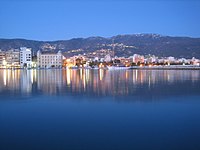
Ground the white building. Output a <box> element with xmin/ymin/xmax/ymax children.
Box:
<box><xmin>20</xmin><ymin>47</ymin><xmax>32</xmax><ymax>68</ymax></box>
<box><xmin>167</xmin><ymin>56</ymin><xmax>176</xmax><ymax>64</ymax></box>
<box><xmin>37</xmin><ymin>50</ymin><xmax>63</xmax><ymax>68</ymax></box>
<box><xmin>133</xmin><ymin>54</ymin><xmax>144</xmax><ymax>64</ymax></box>
<box><xmin>104</xmin><ymin>54</ymin><xmax>112</xmax><ymax>62</ymax></box>
<box><xmin>178</xmin><ymin>58</ymin><xmax>189</xmax><ymax>64</ymax></box>
<box><xmin>93</xmin><ymin>57</ymin><xmax>99</xmax><ymax>62</ymax></box>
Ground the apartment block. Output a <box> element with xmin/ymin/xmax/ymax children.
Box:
<box><xmin>37</xmin><ymin>50</ymin><xmax>63</xmax><ymax>68</ymax></box>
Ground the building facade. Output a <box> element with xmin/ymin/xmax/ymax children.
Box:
<box><xmin>20</xmin><ymin>47</ymin><xmax>32</xmax><ymax>68</ymax></box>
<box><xmin>0</xmin><ymin>49</ymin><xmax>20</xmax><ymax>68</ymax></box>
<box><xmin>0</xmin><ymin>51</ymin><xmax>6</xmax><ymax>68</ymax></box>
<box><xmin>133</xmin><ymin>54</ymin><xmax>145</xmax><ymax>64</ymax></box>
<box><xmin>6</xmin><ymin>49</ymin><xmax>20</xmax><ymax>67</ymax></box>
<box><xmin>37</xmin><ymin>50</ymin><xmax>63</xmax><ymax>68</ymax></box>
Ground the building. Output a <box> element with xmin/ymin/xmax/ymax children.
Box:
<box><xmin>0</xmin><ymin>49</ymin><xmax>20</xmax><ymax>68</ymax></box>
<box><xmin>6</xmin><ymin>49</ymin><xmax>20</xmax><ymax>67</ymax></box>
<box><xmin>37</xmin><ymin>50</ymin><xmax>63</xmax><ymax>68</ymax></box>
<box><xmin>20</xmin><ymin>47</ymin><xmax>32</xmax><ymax>68</ymax></box>
<box><xmin>64</xmin><ymin>54</ymin><xmax>86</xmax><ymax>67</ymax></box>
<box><xmin>132</xmin><ymin>54</ymin><xmax>144</xmax><ymax>64</ymax></box>
<box><xmin>167</xmin><ymin>56</ymin><xmax>176</xmax><ymax>64</ymax></box>
<box><xmin>191</xmin><ymin>57</ymin><xmax>200</xmax><ymax>66</ymax></box>
<box><xmin>0</xmin><ymin>50</ymin><xmax>6</xmax><ymax>68</ymax></box>
<box><xmin>104</xmin><ymin>54</ymin><xmax>112</xmax><ymax>62</ymax></box>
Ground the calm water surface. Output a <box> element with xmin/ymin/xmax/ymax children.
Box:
<box><xmin>0</xmin><ymin>69</ymin><xmax>200</xmax><ymax>150</ymax></box>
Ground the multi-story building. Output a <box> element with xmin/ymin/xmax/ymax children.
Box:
<box><xmin>0</xmin><ymin>49</ymin><xmax>20</xmax><ymax>68</ymax></box>
<box><xmin>20</xmin><ymin>47</ymin><xmax>32</xmax><ymax>68</ymax></box>
<box><xmin>0</xmin><ymin>50</ymin><xmax>6</xmax><ymax>67</ymax></box>
<box><xmin>5</xmin><ymin>49</ymin><xmax>20</xmax><ymax>67</ymax></box>
<box><xmin>37</xmin><ymin>50</ymin><xmax>63</xmax><ymax>68</ymax></box>
<box><xmin>132</xmin><ymin>54</ymin><xmax>144</xmax><ymax>64</ymax></box>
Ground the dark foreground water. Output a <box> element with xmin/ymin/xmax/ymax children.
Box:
<box><xmin>0</xmin><ymin>69</ymin><xmax>200</xmax><ymax>150</ymax></box>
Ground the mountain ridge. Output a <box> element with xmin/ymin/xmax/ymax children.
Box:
<box><xmin>0</xmin><ymin>34</ymin><xmax>200</xmax><ymax>58</ymax></box>
<box><xmin>2</xmin><ymin>33</ymin><xmax>200</xmax><ymax>42</ymax></box>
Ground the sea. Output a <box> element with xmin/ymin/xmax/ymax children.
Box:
<box><xmin>0</xmin><ymin>69</ymin><xmax>200</xmax><ymax>150</ymax></box>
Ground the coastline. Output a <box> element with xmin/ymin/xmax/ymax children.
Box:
<box><xmin>130</xmin><ymin>65</ymin><xmax>200</xmax><ymax>70</ymax></box>
<box><xmin>1</xmin><ymin>65</ymin><xmax>200</xmax><ymax>70</ymax></box>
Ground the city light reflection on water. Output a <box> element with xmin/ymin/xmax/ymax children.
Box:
<box><xmin>1</xmin><ymin>69</ymin><xmax>200</xmax><ymax>150</ymax></box>
<box><xmin>0</xmin><ymin>69</ymin><xmax>200</xmax><ymax>99</ymax></box>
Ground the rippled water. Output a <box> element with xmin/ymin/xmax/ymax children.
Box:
<box><xmin>0</xmin><ymin>69</ymin><xmax>200</xmax><ymax>150</ymax></box>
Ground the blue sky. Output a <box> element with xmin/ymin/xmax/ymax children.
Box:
<box><xmin>0</xmin><ymin>0</ymin><xmax>200</xmax><ymax>41</ymax></box>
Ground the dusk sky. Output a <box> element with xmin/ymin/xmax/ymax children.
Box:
<box><xmin>0</xmin><ymin>0</ymin><xmax>200</xmax><ymax>41</ymax></box>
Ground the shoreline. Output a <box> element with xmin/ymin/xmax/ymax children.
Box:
<box><xmin>1</xmin><ymin>65</ymin><xmax>200</xmax><ymax>70</ymax></box>
<box><xmin>130</xmin><ymin>65</ymin><xmax>200</xmax><ymax>70</ymax></box>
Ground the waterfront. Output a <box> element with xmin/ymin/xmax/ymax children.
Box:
<box><xmin>0</xmin><ymin>69</ymin><xmax>200</xmax><ymax>150</ymax></box>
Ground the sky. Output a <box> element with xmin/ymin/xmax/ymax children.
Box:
<box><xmin>0</xmin><ymin>0</ymin><xmax>200</xmax><ymax>41</ymax></box>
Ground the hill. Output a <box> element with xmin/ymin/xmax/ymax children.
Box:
<box><xmin>0</xmin><ymin>34</ymin><xmax>200</xmax><ymax>58</ymax></box>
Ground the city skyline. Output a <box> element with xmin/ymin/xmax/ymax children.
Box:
<box><xmin>0</xmin><ymin>0</ymin><xmax>200</xmax><ymax>41</ymax></box>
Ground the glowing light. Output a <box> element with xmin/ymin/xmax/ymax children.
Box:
<box><xmin>3</xmin><ymin>70</ymin><xmax>7</xmax><ymax>86</ymax></box>
<box><xmin>85</xmin><ymin>69</ymin><xmax>90</xmax><ymax>82</ymax></box>
<box><xmin>99</xmin><ymin>69</ymin><xmax>103</xmax><ymax>81</ymax></box>
<box><xmin>99</xmin><ymin>63</ymin><xmax>103</xmax><ymax>68</ymax></box>
<box><xmin>136</xmin><ymin>70</ymin><xmax>138</xmax><ymax>81</ymax></box>
<box><xmin>83</xmin><ymin>70</ymin><xmax>86</xmax><ymax>90</ymax></box>
<box><xmin>125</xmin><ymin>71</ymin><xmax>128</xmax><ymax>79</ymax></box>
<box><xmin>2</xmin><ymin>59</ymin><xmax>7</xmax><ymax>68</ymax></box>
<box><xmin>80</xmin><ymin>68</ymin><xmax>83</xmax><ymax>79</ymax></box>
<box><xmin>30</xmin><ymin>70</ymin><xmax>34</xmax><ymax>84</ymax></box>
<box><xmin>148</xmin><ymin>76</ymin><xmax>151</xmax><ymax>89</ymax></box>
<box><xmin>31</xmin><ymin>62</ymin><xmax>37</xmax><ymax>68</ymax></box>
<box><xmin>66</xmin><ymin>69</ymin><xmax>71</xmax><ymax>85</ymax></box>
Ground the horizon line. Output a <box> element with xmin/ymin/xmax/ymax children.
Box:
<box><xmin>0</xmin><ymin>33</ymin><xmax>200</xmax><ymax>42</ymax></box>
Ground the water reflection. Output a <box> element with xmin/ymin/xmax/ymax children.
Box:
<box><xmin>0</xmin><ymin>69</ymin><xmax>200</xmax><ymax>98</ymax></box>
